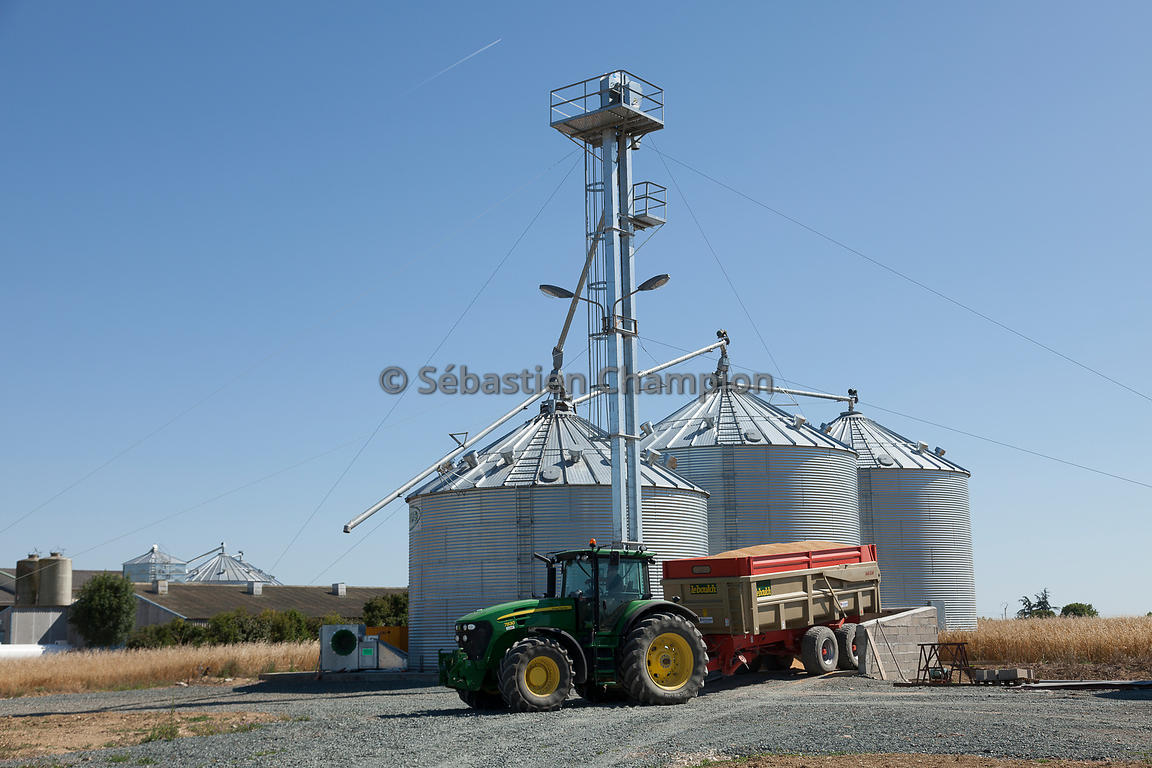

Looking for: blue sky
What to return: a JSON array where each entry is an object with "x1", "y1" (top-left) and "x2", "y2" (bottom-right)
[{"x1": 2, "y1": 2, "x2": 1149, "y2": 619}]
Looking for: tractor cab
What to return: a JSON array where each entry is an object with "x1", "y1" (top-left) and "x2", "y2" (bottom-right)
[{"x1": 550, "y1": 541, "x2": 653, "y2": 633}]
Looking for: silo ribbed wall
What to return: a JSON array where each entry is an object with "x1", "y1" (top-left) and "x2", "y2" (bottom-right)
[
  {"x1": 640, "y1": 488, "x2": 710, "y2": 595},
  {"x1": 662, "y1": 445, "x2": 861, "y2": 554},
  {"x1": 407, "y1": 485, "x2": 708, "y2": 672},
  {"x1": 861, "y1": 469, "x2": 976, "y2": 630}
]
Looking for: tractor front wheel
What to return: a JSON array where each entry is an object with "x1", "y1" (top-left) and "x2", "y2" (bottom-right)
[
  {"x1": 618, "y1": 612, "x2": 707, "y2": 705},
  {"x1": 498, "y1": 637, "x2": 573, "y2": 712}
]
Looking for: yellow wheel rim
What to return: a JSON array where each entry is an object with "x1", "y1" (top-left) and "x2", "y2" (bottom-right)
[
  {"x1": 524, "y1": 655, "x2": 561, "y2": 696},
  {"x1": 646, "y1": 632, "x2": 693, "y2": 690}
]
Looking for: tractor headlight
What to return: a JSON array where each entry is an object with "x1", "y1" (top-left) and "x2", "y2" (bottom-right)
[{"x1": 458, "y1": 621, "x2": 493, "y2": 661}]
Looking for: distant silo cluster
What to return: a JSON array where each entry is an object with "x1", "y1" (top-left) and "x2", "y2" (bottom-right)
[
  {"x1": 825, "y1": 408, "x2": 977, "y2": 630},
  {"x1": 405, "y1": 399, "x2": 709, "y2": 671},
  {"x1": 640, "y1": 359, "x2": 861, "y2": 554}
]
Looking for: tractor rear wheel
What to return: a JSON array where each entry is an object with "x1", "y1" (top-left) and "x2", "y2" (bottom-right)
[
  {"x1": 618, "y1": 612, "x2": 707, "y2": 705},
  {"x1": 800, "y1": 625, "x2": 839, "y2": 674},
  {"x1": 457, "y1": 688, "x2": 506, "y2": 710},
  {"x1": 498, "y1": 637, "x2": 573, "y2": 712},
  {"x1": 835, "y1": 623, "x2": 859, "y2": 670}
]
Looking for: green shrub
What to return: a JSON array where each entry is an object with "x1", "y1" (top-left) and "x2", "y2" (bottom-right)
[
  {"x1": 69, "y1": 573, "x2": 138, "y2": 647},
  {"x1": 129, "y1": 608, "x2": 333, "y2": 649},
  {"x1": 363, "y1": 592, "x2": 408, "y2": 627},
  {"x1": 1060, "y1": 602, "x2": 1099, "y2": 618},
  {"x1": 127, "y1": 618, "x2": 207, "y2": 649}
]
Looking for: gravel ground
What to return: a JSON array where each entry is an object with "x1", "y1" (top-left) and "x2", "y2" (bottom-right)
[{"x1": 1, "y1": 672, "x2": 1149, "y2": 768}]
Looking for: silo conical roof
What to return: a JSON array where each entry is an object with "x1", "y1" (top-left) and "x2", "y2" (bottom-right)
[
  {"x1": 824, "y1": 410, "x2": 969, "y2": 474},
  {"x1": 409, "y1": 400, "x2": 705, "y2": 499},
  {"x1": 186, "y1": 551, "x2": 280, "y2": 585},
  {"x1": 123, "y1": 544, "x2": 186, "y2": 567},
  {"x1": 641, "y1": 384, "x2": 854, "y2": 452}
]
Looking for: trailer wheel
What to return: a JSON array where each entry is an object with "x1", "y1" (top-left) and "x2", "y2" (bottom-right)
[
  {"x1": 457, "y1": 688, "x2": 507, "y2": 710},
  {"x1": 498, "y1": 637, "x2": 573, "y2": 712},
  {"x1": 834, "y1": 623, "x2": 859, "y2": 670},
  {"x1": 618, "y1": 612, "x2": 707, "y2": 705},
  {"x1": 800, "y1": 625, "x2": 839, "y2": 674}
]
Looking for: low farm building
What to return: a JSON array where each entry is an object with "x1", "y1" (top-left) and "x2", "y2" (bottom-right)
[{"x1": 134, "y1": 582, "x2": 405, "y2": 627}]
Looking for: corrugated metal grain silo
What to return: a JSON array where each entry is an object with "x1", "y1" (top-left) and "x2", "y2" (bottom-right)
[
  {"x1": 824, "y1": 408, "x2": 976, "y2": 630},
  {"x1": 639, "y1": 364, "x2": 861, "y2": 554},
  {"x1": 123, "y1": 545, "x2": 188, "y2": 583},
  {"x1": 405, "y1": 399, "x2": 710, "y2": 672}
]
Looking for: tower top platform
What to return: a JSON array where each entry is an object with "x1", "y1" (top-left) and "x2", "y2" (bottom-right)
[{"x1": 551, "y1": 71, "x2": 663, "y2": 144}]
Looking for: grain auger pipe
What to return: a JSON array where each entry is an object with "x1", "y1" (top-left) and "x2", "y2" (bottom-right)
[
  {"x1": 570, "y1": 330, "x2": 730, "y2": 407},
  {"x1": 753, "y1": 384, "x2": 859, "y2": 408},
  {"x1": 343, "y1": 331, "x2": 730, "y2": 534},
  {"x1": 342, "y1": 387, "x2": 551, "y2": 533}
]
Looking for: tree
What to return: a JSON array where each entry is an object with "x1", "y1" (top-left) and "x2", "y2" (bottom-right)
[
  {"x1": 1060, "y1": 602, "x2": 1098, "y2": 618},
  {"x1": 363, "y1": 592, "x2": 408, "y2": 627},
  {"x1": 69, "y1": 573, "x2": 138, "y2": 647},
  {"x1": 1017, "y1": 588, "x2": 1058, "y2": 619}
]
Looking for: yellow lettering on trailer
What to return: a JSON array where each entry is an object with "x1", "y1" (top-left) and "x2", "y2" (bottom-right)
[
  {"x1": 756, "y1": 584, "x2": 772, "y2": 597},
  {"x1": 689, "y1": 583, "x2": 717, "y2": 595}
]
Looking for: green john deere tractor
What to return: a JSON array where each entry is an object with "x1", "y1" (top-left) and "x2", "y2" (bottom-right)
[{"x1": 439, "y1": 541, "x2": 708, "y2": 712}]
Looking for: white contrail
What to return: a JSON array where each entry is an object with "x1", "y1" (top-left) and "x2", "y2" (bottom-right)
[{"x1": 406, "y1": 38, "x2": 502, "y2": 94}]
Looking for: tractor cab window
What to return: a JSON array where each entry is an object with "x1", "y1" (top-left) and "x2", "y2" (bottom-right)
[
  {"x1": 562, "y1": 557, "x2": 594, "y2": 598},
  {"x1": 598, "y1": 557, "x2": 646, "y2": 621},
  {"x1": 598, "y1": 557, "x2": 645, "y2": 599}
]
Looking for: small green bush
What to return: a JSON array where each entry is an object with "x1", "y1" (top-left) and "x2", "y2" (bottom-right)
[
  {"x1": 363, "y1": 592, "x2": 408, "y2": 627},
  {"x1": 1060, "y1": 602, "x2": 1099, "y2": 618},
  {"x1": 126, "y1": 607, "x2": 351, "y2": 649},
  {"x1": 69, "y1": 573, "x2": 138, "y2": 647}
]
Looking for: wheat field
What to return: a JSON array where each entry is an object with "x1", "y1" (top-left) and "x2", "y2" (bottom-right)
[
  {"x1": 0, "y1": 642, "x2": 319, "y2": 698},
  {"x1": 941, "y1": 616, "x2": 1152, "y2": 667}
]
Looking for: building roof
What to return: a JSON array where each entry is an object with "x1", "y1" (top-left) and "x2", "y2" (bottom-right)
[
  {"x1": 409, "y1": 400, "x2": 706, "y2": 499},
  {"x1": 640, "y1": 379, "x2": 853, "y2": 452},
  {"x1": 133, "y1": 583, "x2": 405, "y2": 621},
  {"x1": 124, "y1": 544, "x2": 187, "y2": 566},
  {"x1": 823, "y1": 410, "x2": 969, "y2": 474}
]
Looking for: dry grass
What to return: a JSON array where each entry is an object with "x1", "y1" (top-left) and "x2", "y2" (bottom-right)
[
  {"x1": 0, "y1": 642, "x2": 318, "y2": 698},
  {"x1": 941, "y1": 616, "x2": 1152, "y2": 679}
]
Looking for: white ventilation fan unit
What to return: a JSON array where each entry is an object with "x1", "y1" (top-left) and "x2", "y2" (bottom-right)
[{"x1": 320, "y1": 624, "x2": 379, "y2": 672}]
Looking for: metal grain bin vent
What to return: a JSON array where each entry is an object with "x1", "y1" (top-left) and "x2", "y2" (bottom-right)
[
  {"x1": 640, "y1": 365, "x2": 861, "y2": 556},
  {"x1": 825, "y1": 409, "x2": 976, "y2": 630},
  {"x1": 406, "y1": 399, "x2": 709, "y2": 672}
]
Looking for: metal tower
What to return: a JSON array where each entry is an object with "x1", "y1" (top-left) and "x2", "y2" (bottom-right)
[{"x1": 550, "y1": 71, "x2": 666, "y2": 543}]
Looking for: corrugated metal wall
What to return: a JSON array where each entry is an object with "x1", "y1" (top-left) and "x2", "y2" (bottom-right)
[
  {"x1": 861, "y1": 470, "x2": 976, "y2": 630},
  {"x1": 662, "y1": 445, "x2": 861, "y2": 554},
  {"x1": 407, "y1": 485, "x2": 708, "y2": 672}
]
